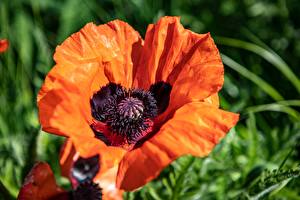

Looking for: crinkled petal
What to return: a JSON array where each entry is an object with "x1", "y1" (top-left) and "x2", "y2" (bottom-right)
[
  {"x1": 134, "y1": 16, "x2": 184, "y2": 89},
  {"x1": 38, "y1": 79, "x2": 94, "y2": 137},
  {"x1": 133, "y1": 16, "x2": 223, "y2": 121},
  {"x1": 38, "y1": 20, "x2": 143, "y2": 139},
  {"x1": 39, "y1": 20, "x2": 142, "y2": 99},
  {"x1": 98, "y1": 20, "x2": 143, "y2": 88},
  {"x1": 117, "y1": 102, "x2": 239, "y2": 190},
  {"x1": 38, "y1": 22, "x2": 110, "y2": 102},
  {"x1": 17, "y1": 162, "x2": 66, "y2": 200}
]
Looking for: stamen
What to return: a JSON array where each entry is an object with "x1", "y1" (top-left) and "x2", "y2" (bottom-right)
[
  {"x1": 72, "y1": 181, "x2": 102, "y2": 200},
  {"x1": 90, "y1": 82, "x2": 171, "y2": 147}
]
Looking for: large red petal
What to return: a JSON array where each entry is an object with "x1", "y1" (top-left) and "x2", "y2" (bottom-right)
[
  {"x1": 38, "y1": 20, "x2": 143, "y2": 139},
  {"x1": 38, "y1": 23, "x2": 110, "y2": 103},
  {"x1": 97, "y1": 20, "x2": 143, "y2": 88},
  {"x1": 133, "y1": 16, "x2": 223, "y2": 122},
  {"x1": 38, "y1": 79, "x2": 94, "y2": 137},
  {"x1": 166, "y1": 32, "x2": 223, "y2": 113},
  {"x1": 117, "y1": 102, "x2": 239, "y2": 190},
  {"x1": 17, "y1": 162, "x2": 66, "y2": 200},
  {"x1": 133, "y1": 16, "x2": 185, "y2": 89}
]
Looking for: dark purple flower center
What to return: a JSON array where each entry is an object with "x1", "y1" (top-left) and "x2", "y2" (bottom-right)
[{"x1": 90, "y1": 82, "x2": 172, "y2": 146}]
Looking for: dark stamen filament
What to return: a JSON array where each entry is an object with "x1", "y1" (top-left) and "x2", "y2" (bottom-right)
[{"x1": 72, "y1": 181, "x2": 102, "y2": 200}]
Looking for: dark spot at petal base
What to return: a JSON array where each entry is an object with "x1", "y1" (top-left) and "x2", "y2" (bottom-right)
[
  {"x1": 149, "y1": 81, "x2": 172, "y2": 114},
  {"x1": 72, "y1": 155, "x2": 100, "y2": 183},
  {"x1": 90, "y1": 83, "x2": 123, "y2": 121},
  {"x1": 93, "y1": 129, "x2": 111, "y2": 146}
]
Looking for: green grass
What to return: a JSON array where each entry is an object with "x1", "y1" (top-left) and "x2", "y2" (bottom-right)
[{"x1": 0, "y1": 0, "x2": 299, "y2": 199}]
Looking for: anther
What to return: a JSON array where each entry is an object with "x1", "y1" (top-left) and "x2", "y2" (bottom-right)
[{"x1": 72, "y1": 181, "x2": 102, "y2": 200}]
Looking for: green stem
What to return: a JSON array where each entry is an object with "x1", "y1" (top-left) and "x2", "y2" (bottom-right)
[{"x1": 0, "y1": 179, "x2": 14, "y2": 200}]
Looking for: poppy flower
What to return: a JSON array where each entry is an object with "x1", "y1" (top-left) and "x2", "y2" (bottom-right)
[
  {"x1": 0, "y1": 39, "x2": 9, "y2": 53},
  {"x1": 18, "y1": 162, "x2": 102, "y2": 200},
  {"x1": 18, "y1": 140, "x2": 122, "y2": 200},
  {"x1": 60, "y1": 139, "x2": 123, "y2": 200},
  {"x1": 38, "y1": 16, "x2": 239, "y2": 191}
]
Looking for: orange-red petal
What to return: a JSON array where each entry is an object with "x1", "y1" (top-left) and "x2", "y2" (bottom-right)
[
  {"x1": 38, "y1": 79, "x2": 94, "y2": 138},
  {"x1": 203, "y1": 93, "x2": 220, "y2": 107},
  {"x1": 38, "y1": 23, "x2": 110, "y2": 102},
  {"x1": 0, "y1": 39, "x2": 9, "y2": 53},
  {"x1": 117, "y1": 102, "x2": 239, "y2": 190},
  {"x1": 59, "y1": 139, "x2": 76, "y2": 178},
  {"x1": 166, "y1": 36, "x2": 223, "y2": 111},
  {"x1": 134, "y1": 16, "x2": 186, "y2": 89},
  {"x1": 96, "y1": 20, "x2": 143, "y2": 88},
  {"x1": 17, "y1": 162, "x2": 66, "y2": 200},
  {"x1": 38, "y1": 20, "x2": 143, "y2": 141},
  {"x1": 133, "y1": 17, "x2": 223, "y2": 123},
  {"x1": 134, "y1": 16, "x2": 223, "y2": 91},
  {"x1": 42, "y1": 20, "x2": 142, "y2": 96},
  {"x1": 94, "y1": 167, "x2": 124, "y2": 200}
]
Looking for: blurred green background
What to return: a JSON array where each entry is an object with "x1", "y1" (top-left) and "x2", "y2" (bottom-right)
[{"x1": 0, "y1": 0, "x2": 300, "y2": 199}]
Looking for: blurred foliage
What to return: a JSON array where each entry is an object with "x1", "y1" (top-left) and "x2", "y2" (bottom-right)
[{"x1": 0, "y1": 0, "x2": 300, "y2": 199}]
